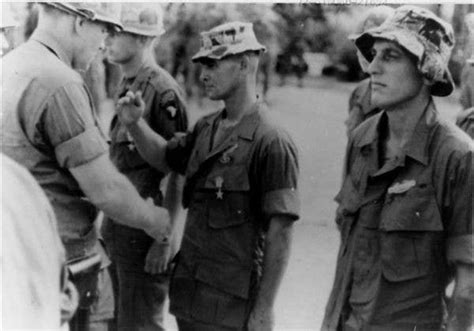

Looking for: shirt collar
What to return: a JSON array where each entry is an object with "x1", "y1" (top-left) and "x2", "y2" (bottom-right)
[
  {"x1": 403, "y1": 100, "x2": 437, "y2": 166},
  {"x1": 205, "y1": 101, "x2": 265, "y2": 141},
  {"x1": 30, "y1": 29, "x2": 72, "y2": 67},
  {"x1": 355, "y1": 99, "x2": 437, "y2": 166},
  {"x1": 355, "y1": 111, "x2": 384, "y2": 148}
]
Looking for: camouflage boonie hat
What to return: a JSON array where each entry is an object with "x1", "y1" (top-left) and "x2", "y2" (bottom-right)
[
  {"x1": 354, "y1": 5, "x2": 455, "y2": 97},
  {"x1": 192, "y1": 21, "x2": 266, "y2": 62},
  {"x1": 119, "y1": 3, "x2": 165, "y2": 37},
  {"x1": 45, "y1": 3, "x2": 123, "y2": 31}
]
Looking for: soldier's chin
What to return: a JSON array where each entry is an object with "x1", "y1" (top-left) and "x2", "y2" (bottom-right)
[{"x1": 370, "y1": 95, "x2": 387, "y2": 109}]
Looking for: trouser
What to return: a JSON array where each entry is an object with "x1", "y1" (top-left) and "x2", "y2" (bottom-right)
[
  {"x1": 102, "y1": 219, "x2": 169, "y2": 331},
  {"x1": 115, "y1": 262, "x2": 169, "y2": 331}
]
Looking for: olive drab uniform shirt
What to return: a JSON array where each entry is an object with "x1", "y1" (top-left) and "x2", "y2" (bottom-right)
[
  {"x1": 0, "y1": 29, "x2": 109, "y2": 262},
  {"x1": 322, "y1": 101, "x2": 474, "y2": 330},
  {"x1": 104, "y1": 58, "x2": 188, "y2": 262},
  {"x1": 166, "y1": 103, "x2": 300, "y2": 329}
]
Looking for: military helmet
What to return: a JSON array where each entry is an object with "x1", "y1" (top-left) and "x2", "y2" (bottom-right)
[
  {"x1": 45, "y1": 2, "x2": 122, "y2": 31},
  {"x1": 192, "y1": 21, "x2": 266, "y2": 63},
  {"x1": 118, "y1": 3, "x2": 165, "y2": 37}
]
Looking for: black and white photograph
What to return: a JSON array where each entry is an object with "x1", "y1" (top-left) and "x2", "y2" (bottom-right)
[{"x1": 1, "y1": 2, "x2": 473, "y2": 331}]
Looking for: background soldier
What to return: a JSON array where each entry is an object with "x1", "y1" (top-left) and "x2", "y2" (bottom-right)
[
  {"x1": 102, "y1": 3, "x2": 188, "y2": 330},
  {"x1": 115, "y1": 21, "x2": 300, "y2": 331},
  {"x1": 1, "y1": 3, "x2": 170, "y2": 330},
  {"x1": 322, "y1": 6, "x2": 474, "y2": 330}
]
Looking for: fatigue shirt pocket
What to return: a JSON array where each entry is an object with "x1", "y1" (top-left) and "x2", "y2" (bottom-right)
[
  {"x1": 205, "y1": 164, "x2": 251, "y2": 229},
  {"x1": 196, "y1": 163, "x2": 255, "y2": 298},
  {"x1": 379, "y1": 183, "x2": 443, "y2": 282},
  {"x1": 351, "y1": 199, "x2": 383, "y2": 293}
]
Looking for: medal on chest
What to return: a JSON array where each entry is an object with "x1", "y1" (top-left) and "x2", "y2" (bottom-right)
[{"x1": 215, "y1": 176, "x2": 224, "y2": 200}]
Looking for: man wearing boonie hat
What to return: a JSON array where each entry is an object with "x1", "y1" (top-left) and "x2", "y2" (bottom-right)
[
  {"x1": 322, "y1": 5, "x2": 474, "y2": 331},
  {"x1": 1, "y1": 3, "x2": 172, "y2": 331},
  {"x1": 101, "y1": 3, "x2": 188, "y2": 330},
  {"x1": 115, "y1": 21, "x2": 300, "y2": 330}
]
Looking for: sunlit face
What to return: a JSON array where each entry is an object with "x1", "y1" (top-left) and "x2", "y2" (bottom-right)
[
  {"x1": 367, "y1": 40, "x2": 425, "y2": 110},
  {"x1": 199, "y1": 57, "x2": 241, "y2": 100},
  {"x1": 76, "y1": 20, "x2": 110, "y2": 70},
  {"x1": 104, "y1": 31, "x2": 140, "y2": 65}
]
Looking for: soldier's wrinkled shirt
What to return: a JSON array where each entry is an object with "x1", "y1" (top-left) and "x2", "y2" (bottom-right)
[
  {"x1": 166, "y1": 102, "x2": 300, "y2": 328},
  {"x1": 0, "y1": 28, "x2": 108, "y2": 260},
  {"x1": 322, "y1": 101, "x2": 473, "y2": 330}
]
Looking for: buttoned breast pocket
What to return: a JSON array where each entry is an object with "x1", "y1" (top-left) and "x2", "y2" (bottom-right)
[
  {"x1": 205, "y1": 165, "x2": 252, "y2": 228},
  {"x1": 203, "y1": 164, "x2": 254, "y2": 263},
  {"x1": 379, "y1": 184, "x2": 444, "y2": 282}
]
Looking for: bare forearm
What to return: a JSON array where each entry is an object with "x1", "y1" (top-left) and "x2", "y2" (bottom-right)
[
  {"x1": 127, "y1": 118, "x2": 169, "y2": 172},
  {"x1": 71, "y1": 156, "x2": 170, "y2": 241},
  {"x1": 93, "y1": 175, "x2": 170, "y2": 241},
  {"x1": 254, "y1": 217, "x2": 294, "y2": 309}
]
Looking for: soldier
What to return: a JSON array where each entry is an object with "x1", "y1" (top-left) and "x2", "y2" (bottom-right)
[
  {"x1": 322, "y1": 6, "x2": 474, "y2": 331},
  {"x1": 102, "y1": 3, "x2": 188, "y2": 330},
  {"x1": 1, "y1": 3, "x2": 171, "y2": 330},
  {"x1": 116, "y1": 22, "x2": 300, "y2": 331}
]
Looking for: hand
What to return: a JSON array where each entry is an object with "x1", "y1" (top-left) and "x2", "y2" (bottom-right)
[
  {"x1": 116, "y1": 90, "x2": 145, "y2": 126},
  {"x1": 144, "y1": 241, "x2": 172, "y2": 275},
  {"x1": 60, "y1": 280, "x2": 79, "y2": 325},
  {"x1": 247, "y1": 306, "x2": 274, "y2": 331}
]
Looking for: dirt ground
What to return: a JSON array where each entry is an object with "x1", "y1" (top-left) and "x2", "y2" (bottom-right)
[{"x1": 161, "y1": 76, "x2": 462, "y2": 330}]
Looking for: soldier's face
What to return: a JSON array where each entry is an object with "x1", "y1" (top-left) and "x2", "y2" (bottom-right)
[
  {"x1": 199, "y1": 57, "x2": 240, "y2": 100},
  {"x1": 75, "y1": 20, "x2": 110, "y2": 70},
  {"x1": 104, "y1": 32, "x2": 139, "y2": 65},
  {"x1": 368, "y1": 40, "x2": 425, "y2": 110}
]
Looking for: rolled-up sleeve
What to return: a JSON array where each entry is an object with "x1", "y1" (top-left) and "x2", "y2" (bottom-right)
[
  {"x1": 445, "y1": 151, "x2": 473, "y2": 265},
  {"x1": 258, "y1": 130, "x2": 300, "y2": 221},
  {"x1": 44, "y1": 83, "x2": 108, "y2": 168}
]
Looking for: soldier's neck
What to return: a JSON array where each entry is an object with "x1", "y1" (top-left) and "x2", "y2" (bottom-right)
[
  {"x1": 121, "y1": 52, "x2": 148, "y2": 79},
  {"x1": 384, "y1": 92, "x2": 430, "y2": 148},
  {"x1": 223, "y1": 83, "x2": 258, "y2": 122}
]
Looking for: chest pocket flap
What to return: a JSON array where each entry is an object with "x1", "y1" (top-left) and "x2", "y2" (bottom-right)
[
  {"x1": 380, "y1": 184, "x2": 443, "y2": 232},
  {"x1": 204, "y1": 165, "x2": 251, "y2": 229}
]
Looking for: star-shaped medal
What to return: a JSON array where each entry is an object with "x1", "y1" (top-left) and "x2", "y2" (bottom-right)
[{"x1": 215, "y1": 176, "x2": 224, "y2": 200}]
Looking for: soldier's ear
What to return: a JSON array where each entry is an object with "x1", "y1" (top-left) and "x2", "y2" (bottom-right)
[{"x1": 73, "y1": 16, "x2": 87, "y2": 36}]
